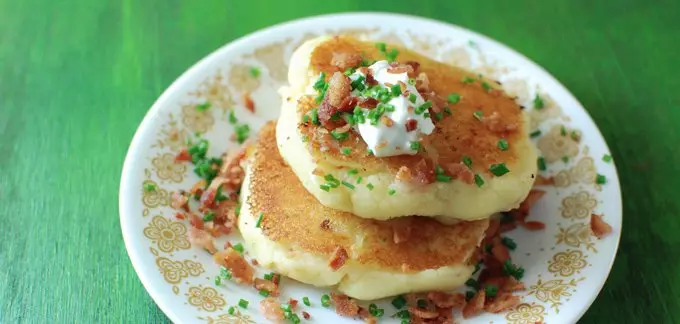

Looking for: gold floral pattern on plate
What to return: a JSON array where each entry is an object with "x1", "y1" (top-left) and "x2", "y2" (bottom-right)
[
  {"x1": 227, "y1": 64, "x2": 261, "y2": 94},
  {"x1": 528, "y1": 92, "x2": 562, "y2": 129},
  {"x1": 143, "y1": 215, "x2": 191, "y2": 253},
  {"x1": 505, "y1": 303, "x2": 546, "y2": 324},
  {"x1": 153, "y1": 113, "x2": 189, "y2": 152},
  {"x1": 561, "y1": 191, "x2": 597, "y2": 220},
  {"x1": 244, "y1": 41, "x2": 289, "y2": 83},
  {"x1": 181, "y1": 104, "x2": 215, "y2": 134},
  {"x1": 157, "y1": 255, "x2": 205, "y2": 284},
  {"x1": 142, "y1": 179, "x2": 170, "y2": 209},
  {"x1": 556, "y1": 222, "x2": 597, "y2": 252},
  {"x1": 151, "y1": 152, "x2": 187, "y2": 183},
  {"x1": 537, "y1": 124, "x2": 580, "y2": 163},
  {"x1": 548, "y1": 249, "x2": 588, "y2": 276},
  {"x1": 189, "y1": 73, "x2": 236, "y2": 115},
  {"x1": 186, "y1": 286, "x2": 226, "y2": 312},
  {"x1": 528, "y1": 276, "x2": 585, "y2": 312},
  {"x1": 553, "y1": 157, "x2": 598, "y2": 188},
  {"x1": 198, "y1": 310, "x2": 256, "y2": 324}
]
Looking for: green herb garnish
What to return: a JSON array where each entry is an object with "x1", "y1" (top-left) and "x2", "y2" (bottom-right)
[
  {"x1": 255, "y1": 213, "x2": 263, "y2": 228},
  {"x1": 533, "y1": 94, "x2": 544, "y2": 109},
  {"x1": 489, "y1": 163, "x2": 510, "y2": 177},
  {"x1": 238, "y1": 299, "x2": 249, "y2": 309},
  {"x1": 474, "y1": 174, "x2": 485, "y2": 187},
  {"x1": 196, "y1": 102, "x2": 211, "y2": 111},
  {"x1": 447, "y1": 93, "x2": 461, "y2": 104},
  {"x1": 537, "y1": 157, "x2": 546, "y2": 171},
  {"x1": 596, "y1": 174, "x2": 607, "y2": 185},
  {"x1": 497, "y1": 139, "x2": 509, "y2": 151}
]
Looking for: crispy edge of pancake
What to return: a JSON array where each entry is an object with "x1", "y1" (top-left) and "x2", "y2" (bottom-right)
[
  {"x1": 293, "y1": 36, "x2": 528, "y2": 177},
  {"x1": 246, "y1": 121, "x2": 489, "y2": 272}
]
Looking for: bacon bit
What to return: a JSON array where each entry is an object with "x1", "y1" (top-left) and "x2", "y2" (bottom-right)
[
  {"x1": 271, "y1": 273, "x2": 281, "y2": 285},
  {"x1": 380, "y1": 116, "x2": 394, "y2": 127},
  {"x1": 335, "y1": 123, "x2": 352, "y2": 134},
  {"x1": 330, "y1": 293, "x2": 360, "y2": 317},
  {"x1": 591, "y1": 214, "x2": 613, "y2": 238},
  {"x1": 214, "y1": 247, "x2": 254, "y2": 284},
  {"x1": 427, "y1": 291, "x2": 465, "y2": 309},
  {"x1": 338, "y1": 96, "x2": 359, "y2": 113},
  {"x1": 200, "y1": 188, "x2": 217, "y2": 209},
  {"x1": 491, "y1": 240, "x2": 511, "y2": 263},
  {"x1": 211, "y1": 224, "x2": 233, "y2": 237},
  {"x1": 415, "y1": 73, "x2": 430, "y2": 93},
  {"x1": 358, "y1": 97, "x2": 378, "y2": 109},
  {"x1": 243, "y1": 93, "x2": 255, "y2": 113},
  {"x1": 485, "y1": 219, "x2": 501, "y2": 241},
  {"x1": 191, "y1": 228, "x2": 217, "y2": 254},
  {"x1": 331, "y1": 51, "x2": 362, "y2": 70},
  {"x1": 391, "y1": 219, "x2": 412, "y2": 244},
  {"x1": 445, "y1": 163, "x2": 475, "y2": 184},
  {"x1": 365, "y1": 71, "x2": 378, "y2": 86},
  {"x1": 329, "y1": 246, "x2": 349, "y2": 271},
  {"x1": 397, "y1": 80, "x2": 408, "y2": 93},
  {"x1": 413, "y1": 159, "x2": 436, "y2": 185},
  {"x1": 483, "y1": 112, "x2": 518, "y2": 133},
  {"x1": 408, "y1": 307, "x2": 439, "y2": 320},
  {"x1": 171, "y1": 191, "x2": 189, "y2": 211},
  {"x1": 190, "y1": 179, "x2": 207, "y2": 196},
  {"x1": 485, "y1": 293, "x2": 521, "y2": 313},
  {"x1": 404, "y1": 61, "x2": 420, "y2": 76},
  {"x1": 387, "y1": 63, "x2": 413, "y2": 75},
  {"x1": 302, "y1": 312, "x2": 311, "y2": 320},
  {"x1": 396, "y1": 166, "x2": 413, "y2": 182},
  {"x1": 254, "y1": 278, "x2": 279, "y2": 296},
  {"x1": 175, "y1": 212, "x2": 186, "y2": 220},
  {"x1": 534, "y1": 175, "x2": 554, "y2": 186},
  {"x1": 189, "y1": 213, "x2": 205, "y2": 230},
  {"x1": 175, "y1": 149, "x2": 191, "y2": 162},
  {"x1": 218, "y1": 149, "x2": 247, "y2": 192},
  {"x1": 502, "y1": 277, "x2": 525, "y2": 292},
  {"x1": 289, "y1": 298, "x2": 299, "y2": 310},
  {"x1": 363, "y1": 317, "x2": 377, "y2": 324},
  {"x1": 462, "y1": 290, "x2": 486, "y2": 318},
  {"x1": 376, "y1": 141, "x2": 388, "y2": 149},
  {"x1": 251, "y1": 259, "x2": 259, "y2": 266},
  {"x1": 522, "y1": 221, "x2": 546, "y2": 231},
  {"x1": 499, "y1": 220, "x2": 518, "y2": 233},
  {"x1": 423, "y1": 91, "x2": 446, "y2": 113},
  {"x1": 405, "y1": 119, "x2": 418, "y2": 132},
  {"x1": 260, "y1": 297, "x2": 285, "y2": 321},
  {"x1": 518, "y1": 190, "x2": 546, "y2": 215},
  {"x1": 312, "y1": 168, "x2": 325, "y2": 176},
  {"x1": 320, "y1": 219, "x2": 332, "y2": 231},
  {"x1": 327, "y1": 72, "x2": 351, "y2": 107}
]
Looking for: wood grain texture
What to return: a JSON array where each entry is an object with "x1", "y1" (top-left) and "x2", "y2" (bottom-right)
[{"x1": 1, "y1": 0, "x2": 678, "y2": 323}]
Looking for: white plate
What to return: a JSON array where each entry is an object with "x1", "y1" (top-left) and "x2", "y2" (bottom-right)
[{"x1": 120, "y1": 12, "x2": 621, "y2": 324}]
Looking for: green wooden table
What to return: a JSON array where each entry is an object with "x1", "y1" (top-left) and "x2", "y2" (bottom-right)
[{"x1": 2, "y1": 0, "x2": 679, "y2": 322}]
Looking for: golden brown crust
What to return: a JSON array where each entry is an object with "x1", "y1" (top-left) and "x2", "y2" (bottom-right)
[
  {"x1": 246, "y1": 122, "x2": 489, "y2": 272},
  {"x1": 300, "y1": 36, "x2": 525, "y2": 177}
]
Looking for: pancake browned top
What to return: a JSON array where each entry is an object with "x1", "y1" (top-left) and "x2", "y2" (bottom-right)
[
  {"x1": 296, "y1": 36, "x2": 525, "y2": 179},
  {"x1": 247, "y1": 122, "x2": 489, "y2": 272}
]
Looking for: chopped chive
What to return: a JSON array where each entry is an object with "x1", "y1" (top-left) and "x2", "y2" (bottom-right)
[
  {"x1": 249, "y1": 67, "x2": 260, "y2": 78},
  {"x1": 301, "y1": 114, "x2": 310, "y2": 124},
  {"x1": 215, "y1": 186, "x2": 228, "y2": 202},
  {"x1": 196, "y1": 102, "x2": 211, "y2": 111},
  {"x1": 321, "y1": 294, "x2": 331, "y2": 308},
  {"x1": 501, "y1": 237, "x2": 517, "y2": 250},
  {"x1": 391, "y1": 295, "x2": 406, "y2": 309},
  {"x1": 435, "y1": 112, "x2": 444, "y2": 120},
  {"x1": 474, "y1": 174, "x2": 484, "y2": 187},
  {"x1": 313, "y1": 72, "x2": 327, "y2": 90},
  {"x1": 462, "y1": 156, "x2": 472, "y2": 168},
  {"x1": 602, "y1": 154, "x2": 613, "y2": 162},
  {"x1": 435, "y1": 165, "x2": 452, "y2": 182},
  {"x1": 409, "y1": 141, "x2": 421, "y2": 151},
  {"x1": 562, "y1": 156, "x2": 569, "y2": 163},
  {"x1": 388, "y1": 188, "x2": 396, "y2": 196},
  {"x1": 537, "y1": 157, "x2": 547, "y2": 171},
  {"x1": 214, "y1": 276, "x2": 221, "y2": 286},
  {"x1": 367, "y1": 183, "x2": 374, "y2": 191},
  {"x1": 143, "y1": 183, "x2": 156, "y2": 192},
  {"x1": 220, "y1": 266, "x2": 232, "y2": 279},
  {"x1": 473, "y1": 110, "x2": 483, "y2": 120},
  {"x1": 444, "y1": 107, "x2": 453, "y2": 115},
  {"x1": 232, "y1": 243, "x2": 244, "y2": 254},
  {"x1": 596, "y1": 174, "x2": 607, "y2": 185},
  {"x1": 341, "y1": 147, "x2": 352, "y2": 156},
  {"x1": 533, "y1": 94, "x2": 545, "y2": 109},
  {"x1": 386, "y1": 48, "x2": 399, "y2": 62},
  {"x1": 481, "y1": 81, "x2": 493, "y2": 92},
  {"x1": 407, "y1": 78, "x2": 416, "y2": 86},
  {"x1": 497, "y1": 139, "x2": 509, "y2": 151},
  {"x1": 465, "y1": 291, "x2": 475, "y2": 301},
  {"x1": 356, "y1": 176, "x2": 362, "y2": 184},
  {"x1": 228, "y1": 306, "x2": 235, "y2": 315},
  {"x1": 310, "y1": 108, "x2": 320, "y2": 125},
  {"x1": 229, "y1": 110, "x2": 238, "y2": 124},
  {"x1": 408, "y1": 93, "x2": 417, "y2": 104},
  {"x1": 290, "y1": 314, "x2": 300, "y2": 324},
  {"x1": 570, "y1": 130, "x2": 581, "y2": 142},
  {"x1": 501, "y1": 212, "x2": 514, "y2": 224},
  {"x1": 238, "y1": 299, "x2": 249, "y2": 309},
  {"x1": 255, "y1": 213, "x2": 264, "y2": 228},
  {"x1": 415, "y1": 101, "x2": 433, "y2": 114},
  {"x1": 503, "y1": 260, "x2": 525, "y2": 280},
  {"x1": 465, "y1": 278, "x2": 478, "y2": 290},
  {"x1": 447, "y1": 93, "x2": 461, "y2": 104},
  {"x1": 473, "y1": 262, "x2": 482, "y2": 274},
  {"x1": 342, "y1": 181, "x2": 355, "y2": 190},
  {"x1": 235, "y1": 124, "x2": 250, "y2": 144},
  {"x1": 489, "y1": 163, "x2": 510, "y2": 176},
  {"x1": 530, "y1": 130, "x2": 542, "y2": 138},
  {"x1": 417, "y1": 299, "x2": 428, "y2": 309},
  {"x1": 203, "y1": 211, "x2": 215, "y2": 222},
  {"x1": 264, "y1": 273, "x2": 273, "y2": 281},
  {"x1": 331, "y1": 130, "x2": 349, "y2": 141},
  {"x1": 347, "y1": 168, "x2": 359, "y2": 175},
  {"x1": 462, "y1": 76, "x2": 476, "y2": 84},
  {"x1": 485, "y1": 285, "x2": 498, "y2": 297},
  {"x1": 259, "y1": 289, "x2": 270, "y2": 297},
  {"x1": 375, "y1": 42, "x2": 387, "y2": 52},
  {"x1": 560, "y1": 125, "x2": 567, "y2": 136},
  {"x1": 391, "y1": 84, "x2": 402, "y2": 96},
  {"x1": 320, "y1": 184, "x2": 331, "y2": 192},
  {"x1": 303, "y1": 297, "x2": 311, "y2": 306}
]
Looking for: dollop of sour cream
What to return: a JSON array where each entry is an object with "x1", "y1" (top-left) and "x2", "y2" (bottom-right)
[{"x1": 352, "y1": 61, "x2": 435, "y2": 157}]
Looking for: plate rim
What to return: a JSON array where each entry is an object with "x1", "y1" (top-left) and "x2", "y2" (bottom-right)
[{"x1": 119, "y1": 11, "x2": 622, "y2": 324}]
